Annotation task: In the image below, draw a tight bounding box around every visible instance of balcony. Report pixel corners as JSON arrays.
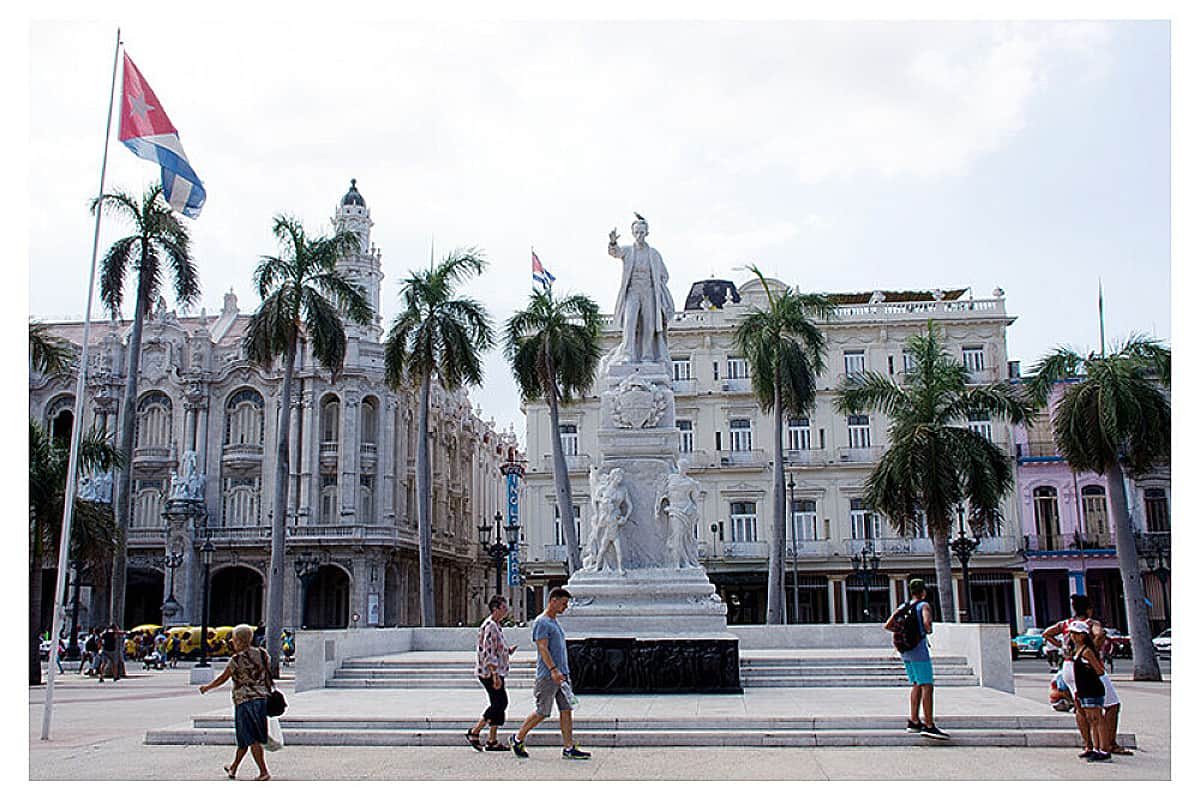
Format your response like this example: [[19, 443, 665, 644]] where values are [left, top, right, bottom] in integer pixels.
[[722, 378, 752, 393], [319, 441, 339, 467], [671, 379, 698, 395], [721, 540, 770, 559], [541, 453, 592, 472], [977, 535, 1020, 554], [721, 449, 764, 467], [785, 448, 823, 466], [206, 526, 270, 542], [836, 446, 881, 463], [1016, 441, 1061, 460], [128, 527, 166, 542], [360, 442, 378, 468], [222, 442, 263, 468], [785, 539, 832, 557], [875, 536, 934, 556], [133, 446, 172, 464], [543, 544, 568, 562]]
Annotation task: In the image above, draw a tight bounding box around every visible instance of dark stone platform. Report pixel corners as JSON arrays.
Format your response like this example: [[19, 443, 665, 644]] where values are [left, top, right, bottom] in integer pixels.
[[566, 637, 742, 694]]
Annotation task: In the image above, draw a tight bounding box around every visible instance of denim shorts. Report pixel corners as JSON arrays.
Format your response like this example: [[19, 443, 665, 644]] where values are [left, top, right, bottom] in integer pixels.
[[1076, 695, 1106, 708], [234, 697, 269, 748], [904, 659, 934, 686]]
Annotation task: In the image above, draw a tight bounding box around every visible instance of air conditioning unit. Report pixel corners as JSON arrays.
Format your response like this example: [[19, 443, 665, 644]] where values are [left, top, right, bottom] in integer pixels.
[[839, 452, 851, 461], [720, 456, 732, 466]]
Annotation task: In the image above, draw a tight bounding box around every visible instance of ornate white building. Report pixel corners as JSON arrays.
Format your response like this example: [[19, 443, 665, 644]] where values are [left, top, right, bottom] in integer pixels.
[[31, 181, 521, 632], [520, 279, 1028, 628]]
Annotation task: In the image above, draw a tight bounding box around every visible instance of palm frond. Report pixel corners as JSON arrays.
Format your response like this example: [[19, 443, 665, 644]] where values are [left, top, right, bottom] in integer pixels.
[[29, 322, 75, 375]]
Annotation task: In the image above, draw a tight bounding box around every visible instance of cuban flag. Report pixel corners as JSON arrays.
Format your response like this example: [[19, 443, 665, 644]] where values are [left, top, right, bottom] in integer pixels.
[[531, 249, 555, 289], [118, 53, 206, 218]]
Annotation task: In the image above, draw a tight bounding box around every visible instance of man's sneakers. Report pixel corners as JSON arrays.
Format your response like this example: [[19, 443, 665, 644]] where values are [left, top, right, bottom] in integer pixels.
[[510, 735, 528, 759], [905, 719, 923, 734], [919, 724, 951, 740], [562, 745, 592, 760], [1085, 750, 1113, 762]]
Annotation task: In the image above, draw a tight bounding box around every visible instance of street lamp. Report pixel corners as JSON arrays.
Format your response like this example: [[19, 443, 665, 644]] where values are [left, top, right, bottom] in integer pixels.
[[850, 538, 882, 622], [478, 511, 520, 598], [949, 505, 981, 622], [197, 535, 214, 667], [788, 474, 799, 625], [293, 552, 322, 629], [160, 542, 185, 623]]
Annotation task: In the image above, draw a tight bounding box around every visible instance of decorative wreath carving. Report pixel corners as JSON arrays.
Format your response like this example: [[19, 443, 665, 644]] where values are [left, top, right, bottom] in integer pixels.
[[609, 375, 670, 429]]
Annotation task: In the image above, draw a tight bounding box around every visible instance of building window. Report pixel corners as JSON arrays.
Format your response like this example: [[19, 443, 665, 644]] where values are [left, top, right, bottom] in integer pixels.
[[559, 424, 579, 457], [1033, 486, 1061, 545], [1144, 488, 1170, 532], [730, 501, 757, 542], [908, 508, 929, 538], [902, 349, 917, 374], [677, 420, 694, 454], [135, 392, 172, 449], [726, 357, 749, 379], [221, 476, 260, 526], [359, 475, 375, 524], [671, 358, 692, 381], [843, 350, 866, 376], [225, 388, 264, 446], [730, 419, 752, 451], [1081, 485, 1108, 540], [787, 417, 811, 451], [131, 479, 164, 529], [361, 399, 378, 446], [962, 346, 986, 373], [847, 415, 871, 449], [321, 397, 340, 443], [320, 474, 338, 524], [553, 504, 581, 547], [967, 411, 992, 441], [849, 498, 878, 540], [791, 499, 818, 541]]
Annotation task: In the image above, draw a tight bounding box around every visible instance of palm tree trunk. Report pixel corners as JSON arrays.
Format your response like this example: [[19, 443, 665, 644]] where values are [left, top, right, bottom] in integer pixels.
[[766, 378, 784, 624], [1106, 464, 1162, 681], [545, 357, 581, 575], [264, 335, 296, 678], [416, 375, 436, 627], [30, 524, 44, 685], [930, 521, 955, 622], [110, 285, 149, 628]]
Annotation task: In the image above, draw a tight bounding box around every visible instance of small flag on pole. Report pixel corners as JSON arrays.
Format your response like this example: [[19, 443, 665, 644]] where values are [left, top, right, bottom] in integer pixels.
[[118, 53, 206, 218], [531, 249, 555, 289]]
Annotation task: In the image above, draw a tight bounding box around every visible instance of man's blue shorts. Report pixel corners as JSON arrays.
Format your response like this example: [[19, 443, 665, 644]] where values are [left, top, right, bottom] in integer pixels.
[[904, 659, 934, 685]]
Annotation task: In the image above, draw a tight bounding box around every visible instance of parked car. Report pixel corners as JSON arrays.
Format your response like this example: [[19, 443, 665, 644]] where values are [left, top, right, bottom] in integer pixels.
[[1153, 628, 1171, 657], [1103, 628, 1131, 658], [1012, 628, 1045, 658]]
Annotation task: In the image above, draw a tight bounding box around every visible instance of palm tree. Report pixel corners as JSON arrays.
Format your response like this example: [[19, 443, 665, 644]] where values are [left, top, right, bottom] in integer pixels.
[[733, 265, 834, 624], [1028, 335, 1170, 681], [835, 321, 1033, 620], [29, 419, 122, 684], [384, 249, 494, 626], [94, 185, 199, 627], [29, 322, 75, 375], [243, 215, 371, 675], [504, 288, 603, 574]]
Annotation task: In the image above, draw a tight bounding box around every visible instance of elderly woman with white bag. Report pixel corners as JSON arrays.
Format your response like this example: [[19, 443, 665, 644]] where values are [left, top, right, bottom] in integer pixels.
[[199, 623, 279, 780]]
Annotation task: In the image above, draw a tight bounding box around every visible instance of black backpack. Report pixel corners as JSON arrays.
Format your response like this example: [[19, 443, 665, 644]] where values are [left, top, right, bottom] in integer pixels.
[[893, 601, 925, 653]]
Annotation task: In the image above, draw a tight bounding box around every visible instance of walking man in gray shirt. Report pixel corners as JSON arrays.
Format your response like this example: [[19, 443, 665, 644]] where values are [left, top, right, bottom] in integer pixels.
[[510, 587, 590, 760]]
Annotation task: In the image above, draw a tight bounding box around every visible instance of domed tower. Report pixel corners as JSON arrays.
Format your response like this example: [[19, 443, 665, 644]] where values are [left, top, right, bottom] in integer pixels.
[[332, 179, 384, 341]]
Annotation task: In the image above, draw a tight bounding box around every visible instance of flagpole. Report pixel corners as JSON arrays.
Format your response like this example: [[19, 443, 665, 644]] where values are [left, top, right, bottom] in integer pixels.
[[1098, 278, 1106, 357], [41, 26, 122, 741]]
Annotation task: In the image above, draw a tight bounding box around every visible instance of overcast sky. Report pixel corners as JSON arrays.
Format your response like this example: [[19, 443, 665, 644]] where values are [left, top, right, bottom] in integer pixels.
[[26, 18, 1170, 441]]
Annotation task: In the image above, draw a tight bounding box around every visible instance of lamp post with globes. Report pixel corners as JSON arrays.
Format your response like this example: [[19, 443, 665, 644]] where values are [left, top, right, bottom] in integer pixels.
[[197, 535, 214, 667], [478, 511, 521, 597], [949, 505, 981, 622], [850, 538, 882, 621]]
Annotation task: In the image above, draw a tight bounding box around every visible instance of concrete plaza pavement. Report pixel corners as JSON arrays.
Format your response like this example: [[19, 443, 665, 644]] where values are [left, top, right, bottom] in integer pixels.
[[30, 661, 1171, 781]]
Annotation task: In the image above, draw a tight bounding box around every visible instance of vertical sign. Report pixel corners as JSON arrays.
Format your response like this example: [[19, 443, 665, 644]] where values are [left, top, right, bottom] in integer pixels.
[[501, 461, 525, 587]]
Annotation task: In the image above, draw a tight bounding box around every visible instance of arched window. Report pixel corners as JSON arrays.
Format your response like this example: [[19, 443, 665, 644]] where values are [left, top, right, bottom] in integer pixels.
[[1080, 485, 1109, 541], [222, 476, 261, 526], [135, 392, 173, 450], [1033, 486, 1061, 546], [321, 397, 340, 443], [320, 474, 338, 524], [131, 478, 164, 529], [224, 388, 264, 447], [46, 395, 75, 446], [359, 475, 375, 524], [361, 399, 378, 447]]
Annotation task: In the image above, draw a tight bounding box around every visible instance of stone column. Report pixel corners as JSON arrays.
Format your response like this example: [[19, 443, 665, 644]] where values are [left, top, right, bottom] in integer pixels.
[[340, 392, 360, 520], [196, 404, 210, 474], [381, 398, 397, 524], [184, 405, 197, 452], [288, 394, 302, 515], [300, 386, 318, 523]]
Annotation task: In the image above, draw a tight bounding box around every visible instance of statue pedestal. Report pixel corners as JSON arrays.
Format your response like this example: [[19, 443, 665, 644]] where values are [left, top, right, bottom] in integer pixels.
[[564, 359, 736, 692]]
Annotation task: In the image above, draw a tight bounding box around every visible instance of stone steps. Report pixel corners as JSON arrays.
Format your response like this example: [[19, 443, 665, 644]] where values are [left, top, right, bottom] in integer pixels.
[[145, 714, 1136, 749]]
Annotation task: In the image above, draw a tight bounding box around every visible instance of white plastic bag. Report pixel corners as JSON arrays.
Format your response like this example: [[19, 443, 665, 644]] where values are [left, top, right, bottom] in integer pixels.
[[265, 716, 284, 751]]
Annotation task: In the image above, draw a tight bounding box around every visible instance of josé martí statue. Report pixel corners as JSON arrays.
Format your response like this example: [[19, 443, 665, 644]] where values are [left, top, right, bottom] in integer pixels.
[[608, 214, 675, 365]]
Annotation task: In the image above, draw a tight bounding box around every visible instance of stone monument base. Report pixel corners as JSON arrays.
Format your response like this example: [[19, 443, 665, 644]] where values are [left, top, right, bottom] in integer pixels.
[[565, 567, 727, 636], [566, 634, 741, 694]]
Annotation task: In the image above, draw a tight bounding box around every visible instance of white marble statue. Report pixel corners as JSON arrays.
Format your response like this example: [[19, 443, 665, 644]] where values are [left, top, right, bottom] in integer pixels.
[[79, 470, 114, 503], [581, 468, 603, 571], [169, 450, 205, 501], [588, 468, 632, 574], [658, 461, 701, 568], [607, 214, 675, 365]]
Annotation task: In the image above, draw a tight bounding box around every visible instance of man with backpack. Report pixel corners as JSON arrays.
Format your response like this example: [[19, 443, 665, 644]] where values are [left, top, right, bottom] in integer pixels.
[[884, 578, 949, 740]]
